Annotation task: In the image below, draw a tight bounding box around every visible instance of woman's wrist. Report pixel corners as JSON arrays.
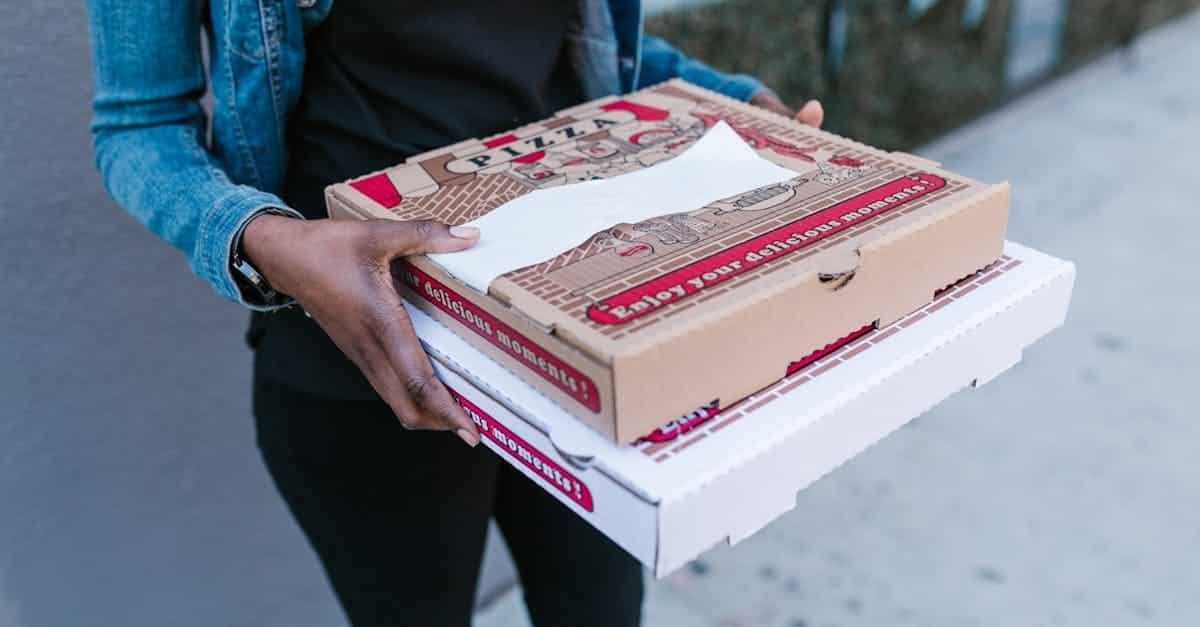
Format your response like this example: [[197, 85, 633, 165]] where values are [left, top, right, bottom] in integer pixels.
[[241, 212, 311, 298]]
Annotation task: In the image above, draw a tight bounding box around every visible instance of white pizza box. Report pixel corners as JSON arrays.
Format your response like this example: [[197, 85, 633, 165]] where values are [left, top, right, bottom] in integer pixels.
[[412, 241, 1075, 576]]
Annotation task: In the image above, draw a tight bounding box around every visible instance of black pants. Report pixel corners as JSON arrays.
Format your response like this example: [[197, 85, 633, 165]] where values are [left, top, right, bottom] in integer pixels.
[[252, 375, 643, 627]]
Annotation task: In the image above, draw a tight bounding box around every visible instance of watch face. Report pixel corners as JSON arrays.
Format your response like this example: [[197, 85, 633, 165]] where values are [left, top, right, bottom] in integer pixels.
[[234, 258, 276, 301], [234, 258, 259, 284]]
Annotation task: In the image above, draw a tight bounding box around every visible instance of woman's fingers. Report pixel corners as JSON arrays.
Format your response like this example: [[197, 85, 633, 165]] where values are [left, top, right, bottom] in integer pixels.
[[370, 298, 480, 446], [346, 218, 482, 445], [795, 100, 824, 128], [358, 335, 480, 447]]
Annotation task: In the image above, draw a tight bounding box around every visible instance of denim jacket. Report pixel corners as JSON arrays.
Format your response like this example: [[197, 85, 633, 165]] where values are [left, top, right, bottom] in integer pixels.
[[86, 0, 766, 309]]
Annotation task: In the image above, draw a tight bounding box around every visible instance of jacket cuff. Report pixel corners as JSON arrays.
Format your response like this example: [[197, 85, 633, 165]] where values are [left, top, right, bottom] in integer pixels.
[[714, 73, 768, 103], [195, 185, 305, 311]]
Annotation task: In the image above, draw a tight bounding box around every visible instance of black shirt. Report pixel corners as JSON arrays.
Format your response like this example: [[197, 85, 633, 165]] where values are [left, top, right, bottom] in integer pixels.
[[251, 1, 584, 397]]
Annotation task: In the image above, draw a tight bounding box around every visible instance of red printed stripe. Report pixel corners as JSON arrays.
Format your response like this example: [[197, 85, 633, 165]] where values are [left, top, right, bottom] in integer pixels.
[[785, 324, 873, 376], [349, 172, 402, 208], [400, 263, 602, 413], [483, 133, 518, 148], [482, 132, 545, 164], [450, 388, 595, 512], [600, 99, 671, 121], [588, 174, 947, 325], [640, 400, 721, 444]]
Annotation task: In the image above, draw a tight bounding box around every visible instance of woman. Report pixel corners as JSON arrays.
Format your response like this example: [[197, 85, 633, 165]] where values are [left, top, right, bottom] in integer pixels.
[[86, 1, 823, 625]]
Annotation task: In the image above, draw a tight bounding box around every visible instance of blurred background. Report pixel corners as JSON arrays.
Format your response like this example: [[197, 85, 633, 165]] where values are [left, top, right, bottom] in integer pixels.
[[647, 0, 1198, 148], [2, 1, 1197, 626]]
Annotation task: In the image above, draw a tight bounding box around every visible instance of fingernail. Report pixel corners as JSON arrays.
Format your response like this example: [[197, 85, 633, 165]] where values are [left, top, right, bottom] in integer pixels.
[[456, 428, 480, 447], [449, 225, 480, 239]]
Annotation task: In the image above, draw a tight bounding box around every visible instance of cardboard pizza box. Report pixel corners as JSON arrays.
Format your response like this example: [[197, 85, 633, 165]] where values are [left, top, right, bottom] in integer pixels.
[[327, 79, 1010, 443], [411, 241, 1075, 576]]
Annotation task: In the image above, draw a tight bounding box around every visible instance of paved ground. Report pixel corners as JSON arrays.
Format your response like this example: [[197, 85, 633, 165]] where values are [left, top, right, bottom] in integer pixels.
[[476, 10, 1200, 627]]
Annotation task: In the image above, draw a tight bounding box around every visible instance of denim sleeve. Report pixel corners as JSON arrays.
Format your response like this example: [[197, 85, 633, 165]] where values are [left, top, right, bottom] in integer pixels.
[[85, 0, 301, 310], [637, 35, 766, 102]]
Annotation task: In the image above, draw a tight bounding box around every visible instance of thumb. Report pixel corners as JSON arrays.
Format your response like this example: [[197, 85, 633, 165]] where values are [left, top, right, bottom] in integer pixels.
[[377, 219, 481, 256], [795, 100, 824, 129]]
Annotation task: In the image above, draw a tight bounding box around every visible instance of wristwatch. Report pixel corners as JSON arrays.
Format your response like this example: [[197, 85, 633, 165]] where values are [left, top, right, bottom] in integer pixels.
[[232, 250, 278, 303], [231, 207, 299, 305]]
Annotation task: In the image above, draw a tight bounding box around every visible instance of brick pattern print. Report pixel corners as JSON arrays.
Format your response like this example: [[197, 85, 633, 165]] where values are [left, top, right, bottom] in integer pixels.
[[347, 80, 982, 339], [636, 256, 1022, 462], [383, 170, 532, 225], [500, 99, 972, 337]]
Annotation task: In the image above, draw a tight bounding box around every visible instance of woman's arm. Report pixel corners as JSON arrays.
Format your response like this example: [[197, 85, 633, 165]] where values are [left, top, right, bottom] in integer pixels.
[[86, 0, 298, 309], [637, 35, 766, 102], [637, 35, 824, 127], [85, 1, 480, 444]]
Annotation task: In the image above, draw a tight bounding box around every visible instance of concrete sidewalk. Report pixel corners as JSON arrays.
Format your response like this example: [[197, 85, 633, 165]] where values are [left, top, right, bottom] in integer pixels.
[[477, 10, 1200, 627]]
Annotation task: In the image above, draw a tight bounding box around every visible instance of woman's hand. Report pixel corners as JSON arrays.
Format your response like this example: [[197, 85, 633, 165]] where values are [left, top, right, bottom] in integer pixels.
[[242, 214, 482, 447], [751, 90, 825, 129]]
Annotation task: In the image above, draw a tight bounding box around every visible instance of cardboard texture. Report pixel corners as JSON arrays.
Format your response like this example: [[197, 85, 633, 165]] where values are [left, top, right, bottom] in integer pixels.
[[328, 79, 1010, 442], [412, 241, 1076, 577]]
